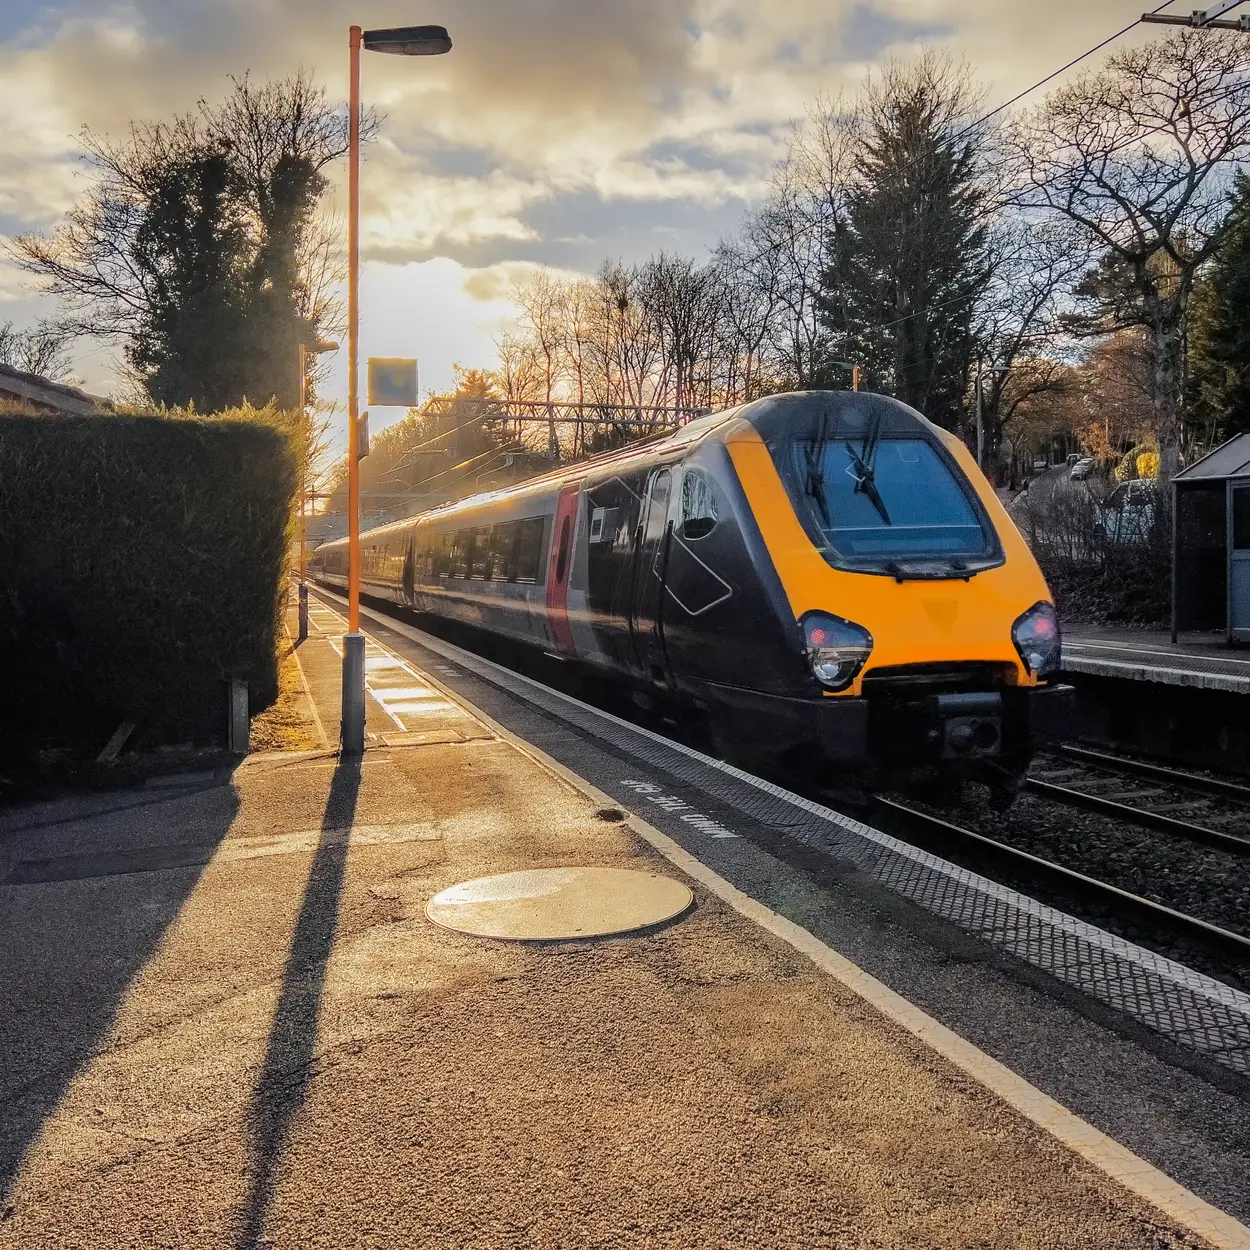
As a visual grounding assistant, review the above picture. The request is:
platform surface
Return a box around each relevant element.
[1063,626,1250,693]
[0,597,1246,1248]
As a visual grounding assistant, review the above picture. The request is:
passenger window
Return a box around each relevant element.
[453,530,472,579]
[514,517,544,582]
[488,524,507,580]
[680,470,718,540]
[471,526,492,579]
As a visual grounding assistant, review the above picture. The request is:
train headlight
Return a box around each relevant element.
[1012,601,1061,679]
[801,612,873,691]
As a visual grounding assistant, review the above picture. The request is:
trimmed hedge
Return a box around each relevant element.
[0,411,297,767]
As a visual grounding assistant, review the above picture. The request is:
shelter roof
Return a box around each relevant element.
[1173,432,1250,483]
[0,362,106,415]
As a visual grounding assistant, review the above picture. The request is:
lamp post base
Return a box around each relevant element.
[341,632,366,753]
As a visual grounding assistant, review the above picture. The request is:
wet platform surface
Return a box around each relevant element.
[0,592,1247,1248]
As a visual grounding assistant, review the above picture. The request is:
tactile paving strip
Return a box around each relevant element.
[408,627,1250,1077]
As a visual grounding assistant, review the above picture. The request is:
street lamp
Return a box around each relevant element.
[342,21,452,754]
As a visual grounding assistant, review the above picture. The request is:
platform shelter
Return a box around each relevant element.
[1171,431,1250,644]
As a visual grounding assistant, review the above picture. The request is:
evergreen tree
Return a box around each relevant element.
[818,55,991,431]
[1191,172,1250,439]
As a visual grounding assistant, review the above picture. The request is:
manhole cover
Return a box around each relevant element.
[426,866,693,940]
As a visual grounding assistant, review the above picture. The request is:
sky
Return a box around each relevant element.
[0,0,1175,444]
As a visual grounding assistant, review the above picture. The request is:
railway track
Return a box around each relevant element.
[1026,745,1250,858]
[870,794,1250,970]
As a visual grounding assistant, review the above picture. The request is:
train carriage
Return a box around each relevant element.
[310,390,1069,794]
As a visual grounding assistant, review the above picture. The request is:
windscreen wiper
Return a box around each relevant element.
[804,445,831,526]
[845,411,891,526]
[804,406,836,527]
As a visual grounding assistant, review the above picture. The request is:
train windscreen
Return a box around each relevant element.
[785,435,999,577]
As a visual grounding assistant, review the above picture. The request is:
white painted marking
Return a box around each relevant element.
[619,779,738,838]
[1067,639,1250,667]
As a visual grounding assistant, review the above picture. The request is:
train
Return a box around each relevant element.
[309,390,1069,797]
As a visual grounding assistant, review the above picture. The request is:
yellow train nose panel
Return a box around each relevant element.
[726,428,1053,694]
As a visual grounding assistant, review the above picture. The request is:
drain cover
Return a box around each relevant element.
[426,866,693,940]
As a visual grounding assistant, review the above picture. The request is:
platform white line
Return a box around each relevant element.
[1067,639,1250,668]
[316,588,1250,1250]
[285,627,329,750]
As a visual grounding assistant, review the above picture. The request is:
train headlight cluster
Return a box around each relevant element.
[1012,601,1061,679]
[801,612,873,691]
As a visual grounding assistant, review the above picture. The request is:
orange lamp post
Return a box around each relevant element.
[342,22,452,753]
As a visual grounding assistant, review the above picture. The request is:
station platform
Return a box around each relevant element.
[1063,627,1250,694]
[1,592,1248,1249]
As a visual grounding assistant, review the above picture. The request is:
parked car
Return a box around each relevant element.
[1070,457,1096,481]
[1099,478,1158,544]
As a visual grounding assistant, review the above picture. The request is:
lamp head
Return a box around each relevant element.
[362,25,452,55]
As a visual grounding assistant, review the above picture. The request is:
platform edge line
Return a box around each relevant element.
[337,591,1247,1014]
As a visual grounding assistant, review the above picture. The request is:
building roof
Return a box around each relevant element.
[0,361,107,416]
[1173,432,1250,483]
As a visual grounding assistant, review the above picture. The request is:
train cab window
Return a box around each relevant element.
[471,527,492,579]
[784,432,999,577]
[514,516,545,583]
[680,471,718,540]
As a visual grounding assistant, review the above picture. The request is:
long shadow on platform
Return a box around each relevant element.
[0,780,239,1201]
[235,754,360,1249]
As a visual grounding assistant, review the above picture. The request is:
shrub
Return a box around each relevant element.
[1013,478,1170,626]
[0,409,297,771]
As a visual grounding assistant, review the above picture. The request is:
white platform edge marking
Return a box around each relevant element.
[321,589,1250,1250]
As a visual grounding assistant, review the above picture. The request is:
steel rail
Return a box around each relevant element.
[1022,778,1250,857]
[871,795,1250,964]
[1056,744,1250,805]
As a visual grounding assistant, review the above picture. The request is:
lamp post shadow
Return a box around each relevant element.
[234,754,361,1249]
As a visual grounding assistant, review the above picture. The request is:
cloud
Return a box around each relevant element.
[0,0,1177,405]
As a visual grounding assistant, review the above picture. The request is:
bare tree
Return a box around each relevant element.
[0,320,76,381]
[1008,29,1250,481]
[973,217,1085,476]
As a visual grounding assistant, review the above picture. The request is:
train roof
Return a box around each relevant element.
[314,390,937,552]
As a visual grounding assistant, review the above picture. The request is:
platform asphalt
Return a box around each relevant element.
[0,599,1244,1248]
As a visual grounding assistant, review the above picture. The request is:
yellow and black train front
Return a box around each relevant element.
[634,390,1069,789]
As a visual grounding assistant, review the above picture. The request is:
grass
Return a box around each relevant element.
[248,636,323,753]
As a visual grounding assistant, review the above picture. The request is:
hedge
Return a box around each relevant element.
[0,410,298,767]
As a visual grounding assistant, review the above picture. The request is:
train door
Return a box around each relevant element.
[545,484,579,653]
[1231,483,1250,643]
[401,538,416,607]
[630,466,673,685]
